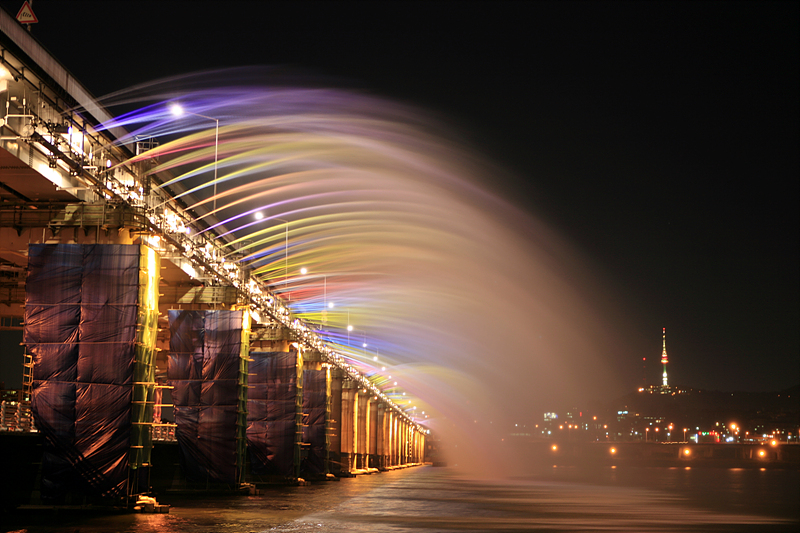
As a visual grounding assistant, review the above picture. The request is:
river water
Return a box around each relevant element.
[5,465,798,532]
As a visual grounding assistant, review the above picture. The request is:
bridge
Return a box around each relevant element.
[0,7,427,506]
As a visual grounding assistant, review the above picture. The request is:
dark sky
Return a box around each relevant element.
[3,1,797,393]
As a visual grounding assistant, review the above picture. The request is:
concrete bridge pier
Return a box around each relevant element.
[23,241,160,502]
[328,367,344,475]
[401,418,409,465]
[368,397,379,469]
[376,403,388,469]
[339,379,357,474]
[167,309,251,487]
[355,389,369,470]
[246,327,303,482]
[417,427,426,463]
[389,411,399,467]
[301,351,331,478]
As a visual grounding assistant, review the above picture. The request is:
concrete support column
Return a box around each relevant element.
[403,420,411,465]
[391,413,399,467]
[386,410,394,467]
[293,350,304,480]
[245,349,300,480]
[300,352,331,478]
[409,427,416,464]
[376,403,387,470]
[340,380,357,474]
[355,390,369,470]
[368,398,378,469]
[329,368,344,475]
[395,418,402,466]
[398,416,405,466]
[25,243,159,500]
[400,419,407,465]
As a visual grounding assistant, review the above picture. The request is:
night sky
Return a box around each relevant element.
[2,1,797,394]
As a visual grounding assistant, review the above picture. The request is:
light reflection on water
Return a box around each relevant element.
[6,466,798,532]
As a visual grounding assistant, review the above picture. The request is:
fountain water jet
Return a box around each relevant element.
[96,68,628,477]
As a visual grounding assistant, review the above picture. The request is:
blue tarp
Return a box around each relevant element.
[168,310,243,485]
[26,244,141,501]
[247,352,298,477]
[302,368,327,476]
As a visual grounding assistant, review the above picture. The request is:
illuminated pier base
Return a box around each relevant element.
[339,379,357,474]
[389,411,399,467]
[25,243,159,502]
[301,351,331,478]
[368,397,379,469]
[376,403,388,469]
[355,389,369,470]
[168,309,250,487]
[328,367,344,475]
[246,349,302,481]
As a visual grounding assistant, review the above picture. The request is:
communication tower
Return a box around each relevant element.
[661,327,669,388]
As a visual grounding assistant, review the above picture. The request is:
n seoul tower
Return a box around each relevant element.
[661,328,669,388]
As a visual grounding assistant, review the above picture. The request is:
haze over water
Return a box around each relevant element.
[6,466,797,532]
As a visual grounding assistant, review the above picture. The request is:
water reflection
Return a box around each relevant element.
[6,466,796,532]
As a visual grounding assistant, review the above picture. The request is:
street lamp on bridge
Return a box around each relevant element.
[297,268,333,325]
[169,103,220,213]
[255,212,289,298]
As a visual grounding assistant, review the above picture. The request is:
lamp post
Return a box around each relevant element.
[169,103,220,213]
[253,212,290,298]
[347,310,353,346]
[297,268,332,325]
[272,217,289,297]
[320,275,336,326]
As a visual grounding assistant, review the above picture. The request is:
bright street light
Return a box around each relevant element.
[298,268,329,324]
[261,217,289,298]
[169,103,220,213]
